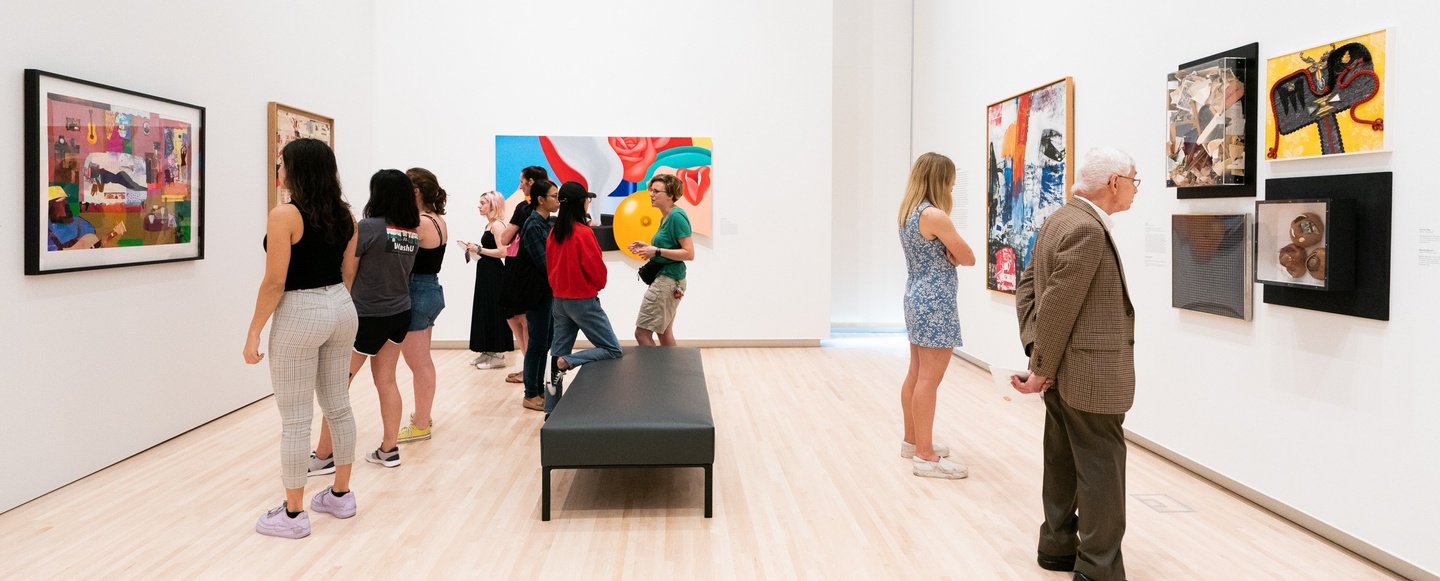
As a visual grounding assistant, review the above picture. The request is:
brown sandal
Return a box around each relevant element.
[505,372,523,384]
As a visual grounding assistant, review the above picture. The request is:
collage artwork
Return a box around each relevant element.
[44,93,194,253]
[1167,57,1246,187]
[985,79,1072,293]
[270,104,333,210]
[496,136,713,259]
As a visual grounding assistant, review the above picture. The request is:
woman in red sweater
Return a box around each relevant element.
[544,181,624,413]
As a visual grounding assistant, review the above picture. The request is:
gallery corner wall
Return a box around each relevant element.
[370,0,835,344]
[0,1,377,513]
[910,0,1440,577]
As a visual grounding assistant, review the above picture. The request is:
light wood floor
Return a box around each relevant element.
[0,336,1398,579]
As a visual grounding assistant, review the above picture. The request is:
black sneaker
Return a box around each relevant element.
[365,445,400,468]
[548,357,567,397]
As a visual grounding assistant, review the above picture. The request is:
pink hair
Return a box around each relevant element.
[480,191,506,223]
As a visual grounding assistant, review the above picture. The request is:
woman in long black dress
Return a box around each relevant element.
[461,191,514,368]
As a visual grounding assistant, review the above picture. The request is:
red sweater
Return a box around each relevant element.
[546,225,607,299]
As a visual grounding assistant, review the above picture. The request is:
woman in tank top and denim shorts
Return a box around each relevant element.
[396,167,448,443]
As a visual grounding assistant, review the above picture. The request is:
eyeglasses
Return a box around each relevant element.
[651,189,668,195]
[1114,175,1141,188]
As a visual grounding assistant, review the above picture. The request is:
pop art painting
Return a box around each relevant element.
[496,136,712,259]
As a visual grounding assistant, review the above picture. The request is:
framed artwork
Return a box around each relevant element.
[1171,214,1252,320]
[1167,43,1258,199]
[25,70,204,275]
[1261,173,1390,321]
[496,135,713,259]
[268,102,334,211]
[1266,29,1388,160]
[985,78,1074,293]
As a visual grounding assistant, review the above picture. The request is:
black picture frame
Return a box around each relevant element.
[1171,43,1259,200]
[1261,173,1391,321]
[25,69,205,275]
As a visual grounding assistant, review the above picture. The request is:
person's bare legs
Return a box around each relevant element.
[658,324,678,347]
[315,352,368,460]
[371,341,404,451]
[908,346,953,462]
[508,315,527,357]
[400,327,435,429]
[634,327,657,346]
[901,343,922,447]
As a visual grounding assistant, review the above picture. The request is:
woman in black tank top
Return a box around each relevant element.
[395,167,449,443]
[243,138,361,537]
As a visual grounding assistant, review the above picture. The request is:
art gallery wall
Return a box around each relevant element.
[911,0,1440,576]
[369,0,834,344]
[830,0,913,327]
[0,1,377,512]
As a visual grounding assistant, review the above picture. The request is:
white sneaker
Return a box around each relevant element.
[468,353,486,366]
[476,353,506,370]
[912,455,968,479]
[307,452,335,477]
[900,441,950,459]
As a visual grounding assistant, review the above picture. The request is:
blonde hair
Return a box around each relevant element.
[896,152,955,226]
[480,191,506,223]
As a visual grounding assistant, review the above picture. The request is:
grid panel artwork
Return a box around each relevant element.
[1172,214,1252,320]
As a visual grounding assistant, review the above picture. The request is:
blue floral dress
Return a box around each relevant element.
[901,202,962,348]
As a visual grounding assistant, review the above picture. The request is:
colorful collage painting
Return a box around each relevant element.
[985,78,1073,293]
[268,103,334,210]
[1267,29,1387,160]
[496,136,712,259]
[26,70,204,275]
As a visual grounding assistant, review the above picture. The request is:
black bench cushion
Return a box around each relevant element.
[541,346,714,467]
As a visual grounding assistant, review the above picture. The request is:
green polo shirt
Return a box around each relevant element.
[650,207,691,281]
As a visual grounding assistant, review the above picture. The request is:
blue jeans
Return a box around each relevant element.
[547,297,623,412]
[523,295,553,400]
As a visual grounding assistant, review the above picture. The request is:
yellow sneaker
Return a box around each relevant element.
[396,422,432,443]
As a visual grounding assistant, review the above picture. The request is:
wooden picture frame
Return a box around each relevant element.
[25,69,205,275]
[267,102,334,211]
[984,77,1074,293]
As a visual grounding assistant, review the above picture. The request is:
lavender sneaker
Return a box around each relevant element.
[310,486,357,519]
[255,501,311,539]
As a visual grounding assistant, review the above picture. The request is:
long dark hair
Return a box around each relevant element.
[406,167,446,215]
[522,166,549,183]
[281,138,352,243]
[364,169,421,229]
[527,179,555,204]
[551,182,589,244]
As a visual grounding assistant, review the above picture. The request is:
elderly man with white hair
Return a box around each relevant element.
[1012,147,1140,581]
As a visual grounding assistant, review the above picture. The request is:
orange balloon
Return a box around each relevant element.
[612,190,662,260]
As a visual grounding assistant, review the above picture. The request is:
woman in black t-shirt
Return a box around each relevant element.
[497,165,548,383]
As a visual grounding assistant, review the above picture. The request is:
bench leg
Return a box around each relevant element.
[704,464,713,518]
[542,467,551,521]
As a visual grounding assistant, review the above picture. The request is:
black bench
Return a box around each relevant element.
[540,346,714,521]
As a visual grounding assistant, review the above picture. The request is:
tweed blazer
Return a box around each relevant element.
[1015,200,1135,414]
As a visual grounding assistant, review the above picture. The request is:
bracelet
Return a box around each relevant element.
[655,248,662,259]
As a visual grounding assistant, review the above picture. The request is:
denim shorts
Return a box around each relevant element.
[407,274,445,331]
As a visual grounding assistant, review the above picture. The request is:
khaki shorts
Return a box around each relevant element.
[636,275,687,334]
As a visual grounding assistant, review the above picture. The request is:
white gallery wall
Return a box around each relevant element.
[370,0,834,344]
[831,0,913,326]
[0,1,377,512]
[911,0,1440,576]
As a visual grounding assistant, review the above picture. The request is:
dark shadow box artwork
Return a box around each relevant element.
[1260,173,1391,321]
[1173,214,1252,320]
[1167,43,1259,199]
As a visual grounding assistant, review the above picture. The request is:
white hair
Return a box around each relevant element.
[1074,147,1135,196]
